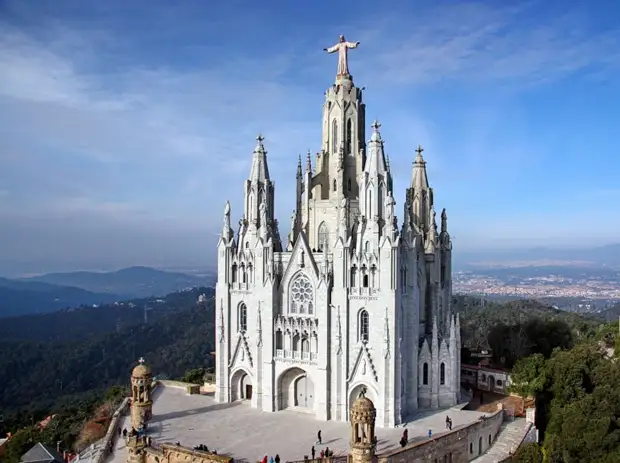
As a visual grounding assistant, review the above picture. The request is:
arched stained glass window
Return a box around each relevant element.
[318,222,329,252]
[359,310,369,342]
[238,303,247,332]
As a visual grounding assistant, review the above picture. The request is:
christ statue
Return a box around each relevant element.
[323,35,360,77]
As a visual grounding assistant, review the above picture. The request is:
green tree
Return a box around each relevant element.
[180,367,207,385]
[509,353,547,399]
[513,442,543,463]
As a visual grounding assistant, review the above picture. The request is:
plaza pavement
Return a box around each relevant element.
[107,385,487,463]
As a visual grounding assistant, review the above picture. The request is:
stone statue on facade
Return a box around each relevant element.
[385,192,395,228]
[323,35,360,77]
[223,201,231,229]
[259,199,267,227]
[238,216,245,238]
[441,208,448,233]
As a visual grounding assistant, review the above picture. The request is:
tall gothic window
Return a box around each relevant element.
[346,118,352,155]
[232,263,238,283]
[359,309,369,342]
[440,362,446,385]
[318,222,329,252]
[366,189,372,217]
[348,178,352,192]
[351,266,357,287]
[332,119,338,153]
[291,274,314,315]
[333,179,337,192]
[378,183,384,219]
[238,303,247,332]
[423,362,429,385]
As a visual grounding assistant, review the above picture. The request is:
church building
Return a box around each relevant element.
[214,36,460,427]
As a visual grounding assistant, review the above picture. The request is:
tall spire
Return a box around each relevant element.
[249,134,270,182]
[411,145,429,190]
[405,144,434,236]
[364,120,388,175]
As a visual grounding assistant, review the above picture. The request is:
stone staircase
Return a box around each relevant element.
[472,418,530,462]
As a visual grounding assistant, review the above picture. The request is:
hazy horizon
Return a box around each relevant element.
[1,0,619,275]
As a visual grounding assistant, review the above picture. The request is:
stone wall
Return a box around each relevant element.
[378,409,505,463]
[94,397,130,463]
[157,380,201,395]
[145,443,232,463]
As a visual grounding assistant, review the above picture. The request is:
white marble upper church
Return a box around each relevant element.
[214,37,460,427]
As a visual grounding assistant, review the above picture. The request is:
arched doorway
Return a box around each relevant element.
[230,369,253,401]
[278,367,314,412]
[489,375,496,392]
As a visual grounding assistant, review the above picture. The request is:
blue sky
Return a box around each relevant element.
[0,0,619,275]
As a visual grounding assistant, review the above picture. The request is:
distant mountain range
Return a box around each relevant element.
[455,243,620,270]
[0,266,214,318]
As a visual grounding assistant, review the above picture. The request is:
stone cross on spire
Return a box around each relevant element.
[138,357,145,364]
[371,120,381,131]
[415,145,424,156]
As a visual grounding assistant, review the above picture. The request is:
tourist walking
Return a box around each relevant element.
[275,454,280,463]
[317,430,322,444]
[311,446,315,459]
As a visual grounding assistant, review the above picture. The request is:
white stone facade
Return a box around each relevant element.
[214,63,460,428]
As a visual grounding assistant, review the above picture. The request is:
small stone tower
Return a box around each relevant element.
[349,391,376,463]
[126,433,147,463]
[130,357,153,430]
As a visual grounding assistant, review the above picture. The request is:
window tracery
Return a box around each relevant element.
[318,222,329,252]
[238,303,247,332]
[290,274,314,315]
[359,309,369,342]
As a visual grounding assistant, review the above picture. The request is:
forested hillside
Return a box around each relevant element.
[0,287,215,435]
[0,287,211,342]
[0,289,605,462]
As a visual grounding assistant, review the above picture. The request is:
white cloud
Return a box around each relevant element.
[355,3,620,87]
[0,1,618,272]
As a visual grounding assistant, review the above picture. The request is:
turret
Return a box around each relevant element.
[130,357,153,430]
[241,135,280,250]
[406,145,433,237]
[358,121,392,253]
[349,391,376,463]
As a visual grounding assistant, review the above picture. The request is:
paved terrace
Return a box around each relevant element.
[108,386,487,463]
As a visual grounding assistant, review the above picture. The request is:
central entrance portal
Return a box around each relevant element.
[294,375,314,408]
[279,367,315,412]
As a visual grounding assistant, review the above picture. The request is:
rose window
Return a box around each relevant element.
[291,275,314,314]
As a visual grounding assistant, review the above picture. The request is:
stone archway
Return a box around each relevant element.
[278,367,314,412]
[230,369,253,402]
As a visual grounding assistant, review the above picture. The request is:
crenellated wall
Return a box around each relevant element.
[378,408,505,463]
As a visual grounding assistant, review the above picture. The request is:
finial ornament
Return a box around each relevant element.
[371,120,381,131]
[323,35,360,78]
[256,134,265,143]
[138,357,145,364]
[416,145,424,156]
